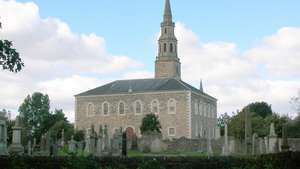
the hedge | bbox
[0,152,299,169]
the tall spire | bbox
[164,0,172,23]
[200,80,203,92]
[155,0,181,79]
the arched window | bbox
[151,100,159,114]
[87,103,94,117]
[134,100,142,115]
[164,43,167,52]
[168,99,176,114]
[164,28,167,34]
[159,44,161,53]
[118,102,125,115]
[102,102,109,116]
[170,43,173,52]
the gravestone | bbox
[264,137,269,154]
[268,123,278,153]
[111,127,122,156]
[68,136,76,153]
[223,113,230,156]
[84,136,90,154]
[27,140,32,155]
[258,137,266,154]
[252,133,258,155]
[8,116,24,155]
[103,125,110,152]
[281,123,290,152]
[0,110,8,155]
[244,109,252,155]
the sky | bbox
[0,0,300,121]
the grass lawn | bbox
[128,150,208,157]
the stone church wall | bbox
[75,91,190,139]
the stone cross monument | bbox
[8,116,24,155]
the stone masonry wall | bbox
[75,91,190,139]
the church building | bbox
[75,0,218,140]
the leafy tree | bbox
[140,114,161,134]
[0,22,24,72]
[290,91,300,112]
[243,102,273,118]
[19,92,51,141]
[287,113,300,138]
[74,130,85,142]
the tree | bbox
[73,130,85,142]
[19,92,51,141]
[140,114,161,135]
[290,91,300,112]
[0,22,24,72]
[243,102,273,118]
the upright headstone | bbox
[68,136,76,153]
[223,113,229,156]
[252,133,258,155]
[281,123,290,152]
[8,116,24,155]
[268,123,278,153]
[111,127,122,156]
[103,125,109,152]
[0,110,8,155]
[90,124,97,155]
[264,137,269,154]
[84,135,90,154]
[258,138,266,154]
[207,133,213,157]
[27,140,32,156]
[244,108,252,155]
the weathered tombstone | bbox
[111,128,122,156]
[68,136,76,153]
[27,140,32,155]
[268,123,278,153]
[8,116,24,155]
[90,124,97,155]
[33,138,37,152]
[264,137,269,153]
[252,133,258,155]
[244,108,252,155]
[96,137,103,156]
[223,113,230,156]
[103,125,110,152]
[281,123,290,152]
[258,137,266,154]
[84,135,90,154]
[0,110,8,155]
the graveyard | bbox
[1,0,300,168]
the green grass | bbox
[128,150,208,157]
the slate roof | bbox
[75,78,216,100]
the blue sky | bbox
[1,0,300,120]
[16,0,300,70]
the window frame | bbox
[118,101,126,116]
[134,100,143,115]
[168,127,176,137]
[86,103,95,117]
[102,101,110,116]
[151,99,160,115]
[167,98,176,114]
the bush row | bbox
[0,152,299,169]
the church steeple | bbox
[155,0,181,79]
[164,0,172,23]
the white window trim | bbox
[86,103,95,117]
[151,99,160,115]
[194,101,198,115]
[102,101,110,116]
[134,100,143,115]
[118,101,126,116]
[167,98,176,114]
[168,127,176,137]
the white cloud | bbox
[175,23,300,117]
[0,0,142,120]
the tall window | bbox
[151,100,159,114]
[164,28,167,34]
[194,101,198,115]
[164,43,167,52]
[118,102,125,115]
[170,43,173,52]
[102,102,109,116]
[87,103,94,117]
[134,100,142,115]
[168,99,176,114]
